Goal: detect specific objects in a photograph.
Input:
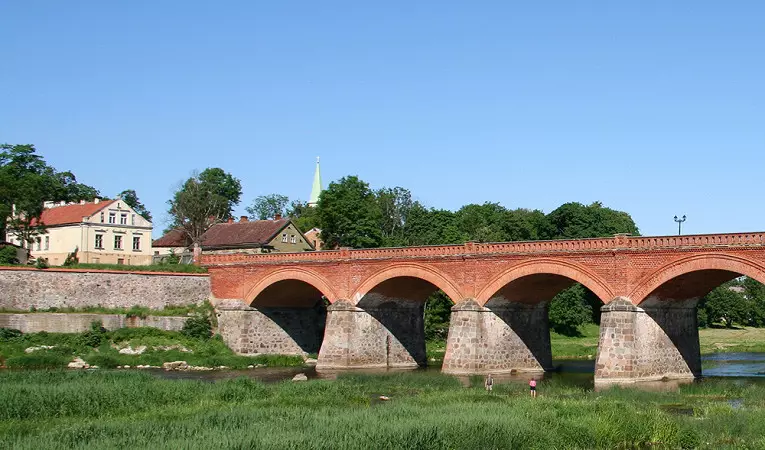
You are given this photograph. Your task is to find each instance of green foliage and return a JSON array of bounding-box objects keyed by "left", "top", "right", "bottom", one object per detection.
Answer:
[
  {"left": 318, "top": 176, "right": 382, "bottom": 249},
  {"left": 0, "top": 245, "right": 19, "bottom": 265},
  {"left": 35, "top": 257, "right": 49, "bottom": 269},
  {"left": 288, "top": 200, "right": 321, "bottom": 232},
  {"left": 424, "top": 291, "right": 452, "bottom": 341},
  {"left": 548, "top": 284, "right": 593, "bottom": 336},
  {"left": 701, "top": 281, "right": 749, "bottom": 328},
  {"left": 181, "top": 315, "right": 212, "bottom": 340},
  {"left": 59, "top": 263, "right": 207, "bottom": 273},
  {"left": 0, "top": 328, "right": 23, "bottom": 341},
  {"left": 4, "top": 353, "right": 69, "bottom": 369},
  {"left": 77, "top": 321, "right": 106, "bottom": 347},
  {"left": 542, "top": 201, "right": 640, "bottom": 239},
  {"left": 62, "top": 247, "right": 79, "bottom": 266},
  {"left": 117, "top": 189, "right": 152, "bottom": 221},
  {"left": 246, "top": 194, "right": 290, "bottom": 220}
]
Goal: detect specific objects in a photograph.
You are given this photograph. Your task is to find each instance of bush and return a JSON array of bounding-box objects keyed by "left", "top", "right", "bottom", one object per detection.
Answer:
[
  {"left": 35, "top": 257, "right": 49, "bottom": 269},
  {"left": 0, "top": 245, "right": 19, "bottom": 265},
  {"left": 182, "top": 315, "right": 212, "bottom": 340},
  {"left": 5, "top": 353, "right": 69, "bottom": 369},
  {"left": 63, "top": 247, "right": 79, "bottom": 266},
  {"left": 0, "top": 328, "right": 23, "bottom": 341},
  {"left": 77, "top": 321, "right": 106, "bottom": 347}
]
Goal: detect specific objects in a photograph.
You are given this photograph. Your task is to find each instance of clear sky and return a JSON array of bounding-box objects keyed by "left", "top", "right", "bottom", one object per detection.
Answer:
[{"left": 2, "top": 1, "right": 763, "bottom": 237}]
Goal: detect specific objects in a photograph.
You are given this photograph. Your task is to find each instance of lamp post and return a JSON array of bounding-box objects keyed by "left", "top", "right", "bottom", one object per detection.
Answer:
[{"left": 674, "top": 215, "right": 686, "bottom": 235}]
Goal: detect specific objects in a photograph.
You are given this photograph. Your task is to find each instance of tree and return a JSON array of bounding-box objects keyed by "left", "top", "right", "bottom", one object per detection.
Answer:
[
  {"left": 118, "top": 189, "right": 152, "bottom": 222},
  {"left": 455, "top": 203, "right": 508, "bottom": 243},
  {"left": 743, "top": 277, "right": 765, "bottom": 326},
  {"left": 318, "top": 176, "right": 382, "bottom": 249},
  {"left": 401, "top": 205, "right": 463, "bottom": 246},
  {"left": 541, "top": 201, "right": 639, "bottom": 239},
  {"left": 166, "top": 173, "right": 232, "bottom": 246},
  {"left": 197, "top": 168, "right": 242, "bottom": 220},
  {"left": 702, "top": 282, "right": 749, "bottom": 328},
  {"left": 424, "top": 291, "right": 453, "bottom": 341},
  {"left": 287, "top": 200, "right": 321, "bottom": 232},
  {"left": 548, "top": 284, "right": 593, "bottom": 336},
  {"left": 0, "top": 144, "right": 99, "bottom": 246},
  {"left": 376, "top": 187, "right": 414, "bottom": 247},
  {"left": 246, "top": 194, "right": 290, "bottom": 220}
]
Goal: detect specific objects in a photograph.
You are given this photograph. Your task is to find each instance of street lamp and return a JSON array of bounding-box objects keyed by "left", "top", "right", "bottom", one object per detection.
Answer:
[{"left": 674, "top": 215, "right": 686, "bottom": 235}]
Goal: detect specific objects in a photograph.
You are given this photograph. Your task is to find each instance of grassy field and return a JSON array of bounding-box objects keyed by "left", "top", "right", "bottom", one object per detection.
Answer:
[
  {"left": 0, "top": 370, "right": 763, "bottom": 449},
  {"left": 0, "top": 327, "right": 304, "bottom": 370}
]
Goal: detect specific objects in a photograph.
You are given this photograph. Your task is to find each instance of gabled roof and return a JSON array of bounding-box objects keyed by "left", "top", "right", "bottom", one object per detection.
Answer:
[
  {"left": 33, "top": 200, "right": 116, "bottom": 226},
  {"left": 200, "top": 218, "right": 291, "bottom": 249},
  {"left": 151, "top": 218, "right": 298, "bottom": 250},
  {"left": 152, "top": 229, "right": 191, "bottom": 248}
]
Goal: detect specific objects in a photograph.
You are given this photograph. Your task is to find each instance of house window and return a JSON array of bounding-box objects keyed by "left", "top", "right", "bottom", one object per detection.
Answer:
[
  {"left": 100, "top": 212, "right": 104, "bottom": 223},
  {"left": 133, "top": 236, "right": 141, "bottom": 251},
  {"left": 131, "top": 214, "right": 136, "bottom": 225},
  {"left": 35, "top": 237, "right": 41, "bottom": 251},
  {"left": 281, "top": 233, "right": 288, "bottom": 243},
  {"left": 120, "top": 213, "right": 128, "bottom": 225},
  {"left": 117, "top": 258, "right": 124, "bottom": 265},
  {"left": 108, "top": 212, "right": 116, "bottom": 224},
  {"left": 44, "top": 236, "right": 49, "bottom": 250},
  {"left": 114, "top": 235, "right": 123, "bottom": 250},
  {"left": 95, "top": 234, "right": 103, "bottom": 249},
  {"left": 290, "top": 235, "right": 296, "bottom": 244}
]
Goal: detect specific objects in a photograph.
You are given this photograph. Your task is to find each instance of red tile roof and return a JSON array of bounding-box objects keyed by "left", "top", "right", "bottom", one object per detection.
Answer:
[
  {"left": 152, "top": 229, "right": 190, "bottom": 248},
  {"left": 200, "top": 219, "right": 290, "bottom": 249},
  {"left": 151, "top": 219, "right": 292, "bottom": 249},
  {"left": 34, "top": 200, "right": 115, "bottom": 226}
]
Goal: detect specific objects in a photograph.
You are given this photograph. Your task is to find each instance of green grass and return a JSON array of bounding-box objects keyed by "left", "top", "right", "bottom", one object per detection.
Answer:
[
  {"left": 0, "top": 303, "right": 211, "bottom": 317},
  {"left": 0, "top": 328, "right": 304, "bottom": 370},
  {"left": 0, "top": 370, "right": 764, "bottom": 448}
]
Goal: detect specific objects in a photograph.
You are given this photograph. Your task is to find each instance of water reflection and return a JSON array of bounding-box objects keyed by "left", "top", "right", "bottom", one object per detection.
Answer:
[{"left": 146, "top": 353, "right": 765, "bottom": 391}]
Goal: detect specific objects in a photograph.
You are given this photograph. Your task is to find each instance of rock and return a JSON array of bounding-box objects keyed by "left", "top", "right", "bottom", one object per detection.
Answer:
[
  {"left": 118, "top": 345, "right": 147, "bottom": 355},
  {"left": 90, "top": 366, "right": 99, "bottom": 369},
  {"left": 67, "top": 357, "right": 89, "bottom": 369},
  {"left": 379, "top": 396, "right": 390, "bottom": 401},
  {"left": 154, "top": 345, "right": 192, "bottom": 353},
  {"left": 117, "top": 365, "right": 123, "bottom": 369},
  {"left": 247, "top": 365, "right": 254, "bottom": 369},
  {"left": 217, "top": 366, "right": 229, "bottom": 370},
  {"left": 162, "top": 361, "right": 189, "bottom": 371},
  {"left": 292, "top": 373, "right": 308, "bottom": 381},
  {"left": 305, "top": 358, "right": 318, "bottom": 366},
  {"left": 25, "top": 345, "right": 56, "bottom": 353},
  {"left": 123, "top": 365, "right": 131, "bottom": 369},
  {"left": 190, "top": 366, "right": 213, "bottom": 371}
]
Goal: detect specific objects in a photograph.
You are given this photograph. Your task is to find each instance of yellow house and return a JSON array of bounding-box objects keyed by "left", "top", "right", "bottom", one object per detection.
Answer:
[{"left": 6, "top": 199, "right": 154, "bottom": 266}]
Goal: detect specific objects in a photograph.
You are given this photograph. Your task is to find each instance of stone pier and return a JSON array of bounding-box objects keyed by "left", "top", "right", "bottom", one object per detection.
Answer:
[
  {"left": 442, "top": 299, "right": 552, "bottom": 374},
  {"left": 595, "top": 297, "right": 700, "bottom": 384},
  {"left": 217, "top": 301, "right": 325, "bottom": 356},
  {"left": 316, "top": 299, "right": 425, "bottom": 369}
]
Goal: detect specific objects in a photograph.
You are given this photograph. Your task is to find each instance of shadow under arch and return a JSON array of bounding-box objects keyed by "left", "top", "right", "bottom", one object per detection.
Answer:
[
  {"left": 471, "top": 259, "right": 613, "bottom": 372},
  {"left": 241, "top": 269, "right": 338, "bottom": 355},
  {"left": 351, "top": 265, "right": 463, "bottom": 368}
]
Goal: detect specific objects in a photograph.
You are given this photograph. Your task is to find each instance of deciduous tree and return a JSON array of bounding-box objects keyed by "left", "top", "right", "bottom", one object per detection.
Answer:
[
  {"left": 118, "top": 189, "right": 152, "bottom": 222},
  {"left": 318, "top": 176, "right": 382, "bottom": 249},
  {"left": 246, "top": 194, "right": 290, "bottom": 220}
]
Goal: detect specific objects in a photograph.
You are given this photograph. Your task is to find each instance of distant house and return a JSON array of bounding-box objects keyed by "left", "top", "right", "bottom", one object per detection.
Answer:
[
  {"left": 5, "top": 199, "right": 154, "bottom": 266},
  {"left": 152, "top": 216, "right": 315, "bottom": 259},
  {"left": 304, "top": 227, "right": 324, "bottom": 250}
]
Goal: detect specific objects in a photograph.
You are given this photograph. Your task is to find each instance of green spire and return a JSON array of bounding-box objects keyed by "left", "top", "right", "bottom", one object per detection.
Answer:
[{"left": 308, "top": 156, "right": 322, "bottom": 207}]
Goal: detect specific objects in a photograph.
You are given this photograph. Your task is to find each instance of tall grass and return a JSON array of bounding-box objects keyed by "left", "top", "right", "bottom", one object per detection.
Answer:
[{"left": 0, "top": 371, "right": 763, "bottom": 449}]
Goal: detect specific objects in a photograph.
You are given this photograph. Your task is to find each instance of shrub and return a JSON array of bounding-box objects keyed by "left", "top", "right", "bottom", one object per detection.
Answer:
[
  {"left": 0, "top": 327, "right": 23, "bottom": 341},
  {"left": 77, "top": 321, "right": 106, "bottom": 347},
  {"left": 5, "top": 353, "right": 69, "bottom": 369},
  {"left": 35, "top": 257, "right": 49, "bottom": 269},
  {"left": 182, "top": 315, "right": 212, "bottom": 340},
  {"left": 0, "top": 245, "right": 19, "bottom": 265},
  {"left": 63, "top": 247, "right": 79, "bottom": 266}
]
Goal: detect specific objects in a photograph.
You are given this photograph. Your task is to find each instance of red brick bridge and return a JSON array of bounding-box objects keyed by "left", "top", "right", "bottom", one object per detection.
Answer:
[{"left": 203, "top": 232, "right": 765, "bottom": 384}]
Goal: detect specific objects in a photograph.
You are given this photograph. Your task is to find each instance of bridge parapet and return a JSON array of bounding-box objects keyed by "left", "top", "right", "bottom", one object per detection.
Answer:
[{"left": 201, "top": 232, "right": 765, "bottom": 266}]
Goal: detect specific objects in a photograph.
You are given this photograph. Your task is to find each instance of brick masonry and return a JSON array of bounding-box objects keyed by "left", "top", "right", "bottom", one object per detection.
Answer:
[
  {"left": 0, "top": 313, "right": 189, "bottom": 333},
  {"left": 0, "top": 267, "right": 210, "bottom": 310}
]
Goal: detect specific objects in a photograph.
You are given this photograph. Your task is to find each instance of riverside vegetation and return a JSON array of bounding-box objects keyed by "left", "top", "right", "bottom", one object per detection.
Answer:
[{"left": 1, "top": 370, "right": 764, "bottom": 449}]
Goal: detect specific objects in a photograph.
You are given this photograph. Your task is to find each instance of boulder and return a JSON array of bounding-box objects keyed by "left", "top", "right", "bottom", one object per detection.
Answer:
[
  {"left": 118, "top": 346, "right": 147, "bottom": 355},
  {"left": 162, "top": 361, "right": 189, "bottom": 371},
  {"left": 305, "top": 358, "right": 318, "bottom": 366},
  {"left": 292, "top": 373, "right": 308, "bottom": 382},
  {"left": 25, "top": 345, "right": 56, "bottom": 353},
  {"left": 67, "top": 357, "right": 89, "bottom": 369}
]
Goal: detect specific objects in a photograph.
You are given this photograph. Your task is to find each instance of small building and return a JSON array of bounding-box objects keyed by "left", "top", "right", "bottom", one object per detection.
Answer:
[
  {"left": 5, "top": 199, "right": 154, "bottom": 266},
  {"left": 304, "top": 227, "right": 324, "bottom": 250},
  {"left": 152, "top": 216, "right": 314, "bottom": 258}
]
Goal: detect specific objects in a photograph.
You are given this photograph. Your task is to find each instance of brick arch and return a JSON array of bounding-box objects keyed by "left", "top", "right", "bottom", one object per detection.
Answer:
[
  {"left": 476, "top": 259, "right": 614, "bottom": 306},
  {"left": 244, "top": 268, "right": 340, "bottom": 304},
  {"left": 351, "top": 264, "right": 464, "bottom": 305},
  {"left": 630, "top": 253, "right": 765, "bottom": 304}
]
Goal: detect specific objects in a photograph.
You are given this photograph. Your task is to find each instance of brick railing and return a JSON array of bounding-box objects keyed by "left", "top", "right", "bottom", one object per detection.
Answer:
[{"left": 201, "top": 232, "right": 765, "bottom": 265}]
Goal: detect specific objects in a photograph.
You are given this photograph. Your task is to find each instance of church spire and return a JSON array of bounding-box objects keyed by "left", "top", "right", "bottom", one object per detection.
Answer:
[{"left": 308, "top": 156, "right": 322, "bottom": 207}]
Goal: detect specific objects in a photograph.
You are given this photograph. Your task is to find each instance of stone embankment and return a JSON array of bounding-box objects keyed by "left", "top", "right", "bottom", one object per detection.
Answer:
[{"left": 0, "top": 313, "right": 190, "bottom": 333}]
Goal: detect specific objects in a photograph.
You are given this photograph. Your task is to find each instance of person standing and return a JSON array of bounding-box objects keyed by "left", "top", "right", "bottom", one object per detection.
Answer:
[
  {"left": 484, "top": 374, "right": 494, "bottom": 392},
  {"left": 529, "top": 378, "right": 537, "bottom": 398}
]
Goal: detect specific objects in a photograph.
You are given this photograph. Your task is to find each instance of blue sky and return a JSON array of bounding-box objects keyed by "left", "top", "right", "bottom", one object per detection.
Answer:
[{"left": 2, "top": 1, "right": 763, "bottom": 237}]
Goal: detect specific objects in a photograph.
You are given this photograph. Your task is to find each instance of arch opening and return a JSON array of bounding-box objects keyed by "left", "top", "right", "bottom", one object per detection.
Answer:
[
  {"left": 355, "top": 276, "right": 455, "bottom": 368},
  {"left": 247, "top": 279, "right": 328, "bottom": 355}
]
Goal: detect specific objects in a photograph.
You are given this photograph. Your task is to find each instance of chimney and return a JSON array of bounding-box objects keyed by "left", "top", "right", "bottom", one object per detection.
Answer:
[
  {"left": 274, "top": 213, "right": 282, "bottom": 220},
  {"left": 94, "top": 198, "right": 100, "bottom": 204},
  {"left": 240, "top": 216, "right": 248, "bottom": 223},
  {"left": 227, "top": 217, "right": 234, "bottom": 224}
]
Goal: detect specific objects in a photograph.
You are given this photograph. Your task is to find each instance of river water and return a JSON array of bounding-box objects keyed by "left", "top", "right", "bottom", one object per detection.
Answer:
[{"left": 150, "top": 352, "right": 765, "bottom": 389}]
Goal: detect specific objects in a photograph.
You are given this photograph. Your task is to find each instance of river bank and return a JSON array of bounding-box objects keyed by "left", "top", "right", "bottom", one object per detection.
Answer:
[{"left": 1, "top": 370, "right": 763, "bottom": 448}]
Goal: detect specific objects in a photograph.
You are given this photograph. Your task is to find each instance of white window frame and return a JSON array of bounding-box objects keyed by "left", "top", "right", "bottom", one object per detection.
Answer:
[
  {"left": 114, "top": 235, "right": 122, "bottom": 250},
  {"left": 290, "top": 234, "right": 297, "bottom": 244},
  {"left": 44, "top": 236, "right": 49, "bottom": 250},
  {"left": 95, "top": 234, "right": 103, "bottom": 249},
  {"left": 281, "top": 233, "right": 288, "bottom": 243},
  {"left": 108, "top": 212, "right": 116, "bottom": 224},
  {"left": 132, "top": 236, "right": 140, "bottom": 251},
  {"left": 120, "top": 213, "right": 128, "bottom": 225}
]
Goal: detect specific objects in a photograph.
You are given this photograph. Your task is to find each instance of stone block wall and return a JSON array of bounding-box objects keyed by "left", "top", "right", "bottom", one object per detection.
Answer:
[
  {"left": 442, "top": 299, "right": 551, "bottom": 374},
  {"left": 0, "top": 313, "right": 188, "bottom": 333},
  {"left": 0, "top": 267, "right": 210, "bottom": 310},
  {"left": 217, "top": 304, "right": 325, "bottom": 356}
]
